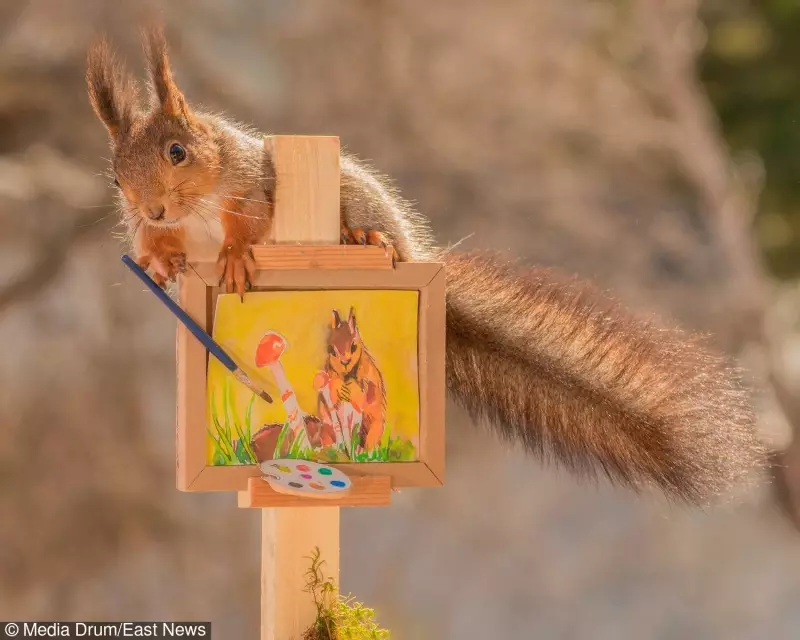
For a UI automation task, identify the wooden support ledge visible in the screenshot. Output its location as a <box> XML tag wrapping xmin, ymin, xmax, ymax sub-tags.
<box><xmin>188</xmin><ymin>245</ymin><xmax>394</xmax><ymax>284</ymax></box>
<box><xmin>238</xmin><ymin>476</ymin><xmax>393</xmax><ymax>509</ymax></box>
<box><xmin>251</xmin><ymin>245</ymin><xmax>394</xmax><ymax>270</ymax></box>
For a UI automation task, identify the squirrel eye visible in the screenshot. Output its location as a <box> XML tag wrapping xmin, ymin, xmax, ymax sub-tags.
<box><xmin>327</xmin><ymin>345</ymin><xmax>336</xmax><ymax>356</ymax></box>
<box><xmin>350</xmin><ymin>342</ymin><xmax>357</xmax><ymax>353</ymax></box>
<box><xmin>168</xmin><ymin>143</ymin><xmax>187</xmax><ymax>165</ymax></box>
<box><xmin>113</xmin><ymin>177</ymin><xmax>120</xmax><ymax>187</ymax></box>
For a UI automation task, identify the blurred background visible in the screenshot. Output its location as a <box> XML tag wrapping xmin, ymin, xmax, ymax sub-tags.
<box><xmin>2</xmin><ymin>0</ymin><xmax>800</xmax><ymax>637</ymax></box>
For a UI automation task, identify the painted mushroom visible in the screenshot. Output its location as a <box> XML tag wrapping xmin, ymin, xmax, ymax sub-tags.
<box><xmin>255</xmin><ymin>331</ymin><xmax>307</xmax><ymax>443</ymax></box>
<box><xmin>314</xmin><ymin>370</ymin><xmax>349</xmax><ymax>454</ymax></box>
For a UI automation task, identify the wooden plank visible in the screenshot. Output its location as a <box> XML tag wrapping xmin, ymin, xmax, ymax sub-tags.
<box><xmin>189</xmin><ymin>257</ymin><xmax>436</xmax><ymax>287</ymax></box>
<box><xmin>421</xmin><ymin>267</ymin><xmax>447</xmax><ymax>484</ymax></box>
<box><xmin>251</xmin><ymin>245</ymin><xmax>393</xmax><ymax>270</ymax></box>
<box><xmin>266</xmin><ymin>135</ymin><xmax>340</xmax><ymax>244</ymax></box>
<box><xmin>262</xmin><ymin>508</ymin><xmax>339</xmax><ymax>640</ymax></box>
<box><xmin>176</xmin><ymin>272</ymin><xmax>211</xmax><ymax>491</ymax></box>
<box><xmin>239</xmin><ymin>476</ymin><xmax>392</xmax><ymax>508</ymax></box>
<box><xmin>261</xmin><ymin>135</ymin><xmax>342</xmax><ymax>640</ymax></box>
<box><xmin>248</xmin><ymin>262</ymin><xmax>441</xmax><ymax>289</ymax></box>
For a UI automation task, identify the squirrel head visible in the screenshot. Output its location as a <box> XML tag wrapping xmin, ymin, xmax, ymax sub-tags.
<box><xmin>327</xmin><ymin>307</ymin><xmax>363</xmax><ymax>375</ymax></box>
<box><xmin>86</xmin><ymin>28</ymin><xmax>221</xmax><ymax>228</ymax></box>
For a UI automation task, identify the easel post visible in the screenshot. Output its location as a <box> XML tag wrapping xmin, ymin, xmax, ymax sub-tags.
<box><xmin>261</xmin><ymin>135</ymin><xmax>341</xmax><ymax>640</ymax></box>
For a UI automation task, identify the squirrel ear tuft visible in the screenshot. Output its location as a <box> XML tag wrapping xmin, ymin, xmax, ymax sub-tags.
<box><xmin>347</xmin><ymin>307</ymin><xmax>356</xmax><ymax>332</ymax></box>
<box><xmin>141</xmin><ymin>25</ymin><xmax>190</xmax><ymax>122</ymax></box>
<box><xmin>331</xmin><ymin>310</ymin><xmax>342</xmax><ymax>328</ymax></box>
<box><xmin>86</xmin><ymin>38</ymin><xmax>139</xmax><ymax>139</ymax></box>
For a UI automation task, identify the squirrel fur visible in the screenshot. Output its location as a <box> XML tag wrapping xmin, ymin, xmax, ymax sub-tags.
<box><xmin>87</xmin><ymin>28</ymin><xmax>764</xmax><ymax>504</ymax></box>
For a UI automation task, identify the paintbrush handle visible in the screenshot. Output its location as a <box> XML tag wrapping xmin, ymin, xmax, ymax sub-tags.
<box><xmin>121</xmin><ymin>255</ymin><xmax>239</xmax><ymax>371</ymax></box>
<box><xmin>232</xmin><ymin>370</ymin><xmax>275</xmax><ymax>405</ymax></box>
<box><xmin>121</xmin><ymin>255</ymin><xmax>273</xmax><ymax>403</ymax></box>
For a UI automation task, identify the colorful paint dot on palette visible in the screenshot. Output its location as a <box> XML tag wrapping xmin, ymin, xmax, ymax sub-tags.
<box><xmin>259</xmin><ymin>458</ymin><xmax>352</xmax><ymax>499</ymax></box>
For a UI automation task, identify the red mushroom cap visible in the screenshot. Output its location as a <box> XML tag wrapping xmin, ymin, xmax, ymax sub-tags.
<box><xmin>255</xmin><ymin>332</ymin><xmax>287</xmax><ymax>367</ymax></box>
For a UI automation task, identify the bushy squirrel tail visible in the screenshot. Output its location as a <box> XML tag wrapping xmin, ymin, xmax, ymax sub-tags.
<box><xmin>441</xmin><ymin>251</ymin><xmax>764</xmax><ymax>503</ymax></box>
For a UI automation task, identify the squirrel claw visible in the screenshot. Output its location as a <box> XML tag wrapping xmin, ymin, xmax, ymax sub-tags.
<box><xmin>217</xmin><ymin>243</ymin><xmax>256</xmax><ymax>298</ymax></box>
<box><xmin>347</xmin><ymin>227</ymin><xmax>367</xmax><ymax>246</ymax></box>
<box><xmin>341</xmin><ymin>225</ymin><xmax>400</xmax><ymax>267</ymax></box>
<box><xmin>137</xmin><ymin>250</ymin><xmax>186</xmax><ymax>285</ymax></box>
<box><xmin>379</xmin><ymin>241</ymin><xmax>398</xmax><ymax>268</ymax></box>
<box><xmin>170</xmin><ymin>252</ymin><xmax>187</xmax><ymax>275</ymax></box>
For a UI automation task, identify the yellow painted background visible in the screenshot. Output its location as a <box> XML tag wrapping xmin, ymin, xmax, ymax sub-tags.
<box><xmin>206</xmin><ymin>289</ymin><xmax>420</xmax><ymax>463</ymax></box>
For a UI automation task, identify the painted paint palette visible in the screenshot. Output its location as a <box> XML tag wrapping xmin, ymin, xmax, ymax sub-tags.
<box><xmin>259</xmin><ymin>459</ymin><xmax>352</xmax><ymax>499</ymax></box>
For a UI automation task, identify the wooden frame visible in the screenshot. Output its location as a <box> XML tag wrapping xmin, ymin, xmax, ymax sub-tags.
<box><xmin>176</xmin><ymin>246</ymin><xmax>446</xmax><ymax>493</ymax></box>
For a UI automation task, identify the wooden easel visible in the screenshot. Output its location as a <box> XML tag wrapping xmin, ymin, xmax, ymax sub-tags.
<box><xmin>176</xmin><ymin>135</ymin><xmax>445</xmax><ymax>639</ymax></box>
<box><xmin>256</xmin><ymin>136</ymin><xmax>343</xmax><ymax>640</ymax></box>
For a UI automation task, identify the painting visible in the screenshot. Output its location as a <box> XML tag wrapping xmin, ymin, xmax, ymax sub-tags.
<box><xmin>176</xmin><ymin>252</ymin><xmax>445</xmax><ymax>492</ymax></box>
<box><xmin>206</xmin><ymin>289</ymin><xmax>420</xmax><ymax>466</ymax></box>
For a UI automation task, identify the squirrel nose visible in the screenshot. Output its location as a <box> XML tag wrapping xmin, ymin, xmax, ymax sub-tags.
<box><xmin>146</xmin><ymin>204</ymin><xmax>165</xmax><ymax>221</ymax></box>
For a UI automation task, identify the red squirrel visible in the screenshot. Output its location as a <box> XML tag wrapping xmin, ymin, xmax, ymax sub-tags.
<box><xmin>87</xmin><ymin>28</ymin><xmax>764</xmax><ymax>504</ymax></box>
<box><xmin>319</xmin><ymin>308</ymin><xmax>387</xmax><ymax>454</ymax></box>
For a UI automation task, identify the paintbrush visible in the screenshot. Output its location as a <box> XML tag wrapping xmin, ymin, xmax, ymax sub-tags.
<box><xmin>121</xmin><ymin>255</ymin><xmax>273</xmax><ymax>404</ymax></box>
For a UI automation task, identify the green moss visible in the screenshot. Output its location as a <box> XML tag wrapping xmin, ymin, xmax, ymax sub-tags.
<box><xmin>303</xmin><ymin>548</ymin><xmax>390</xmax><ymax>640</ymax></box>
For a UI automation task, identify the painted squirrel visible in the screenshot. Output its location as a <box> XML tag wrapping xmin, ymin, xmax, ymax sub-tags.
<box><xmin>320</xmin><ymin>308</ymin><xmax>387</xmax><ymax>454</ymax></box>
<box><xmin>87</xmin><ymin>29</ymin><xmax>764</xmax><ymax>504</ymax></box>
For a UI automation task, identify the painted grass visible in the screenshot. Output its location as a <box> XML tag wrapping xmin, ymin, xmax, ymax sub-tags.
<box><xmin>272</xmin><ymin>420</ymin><xmax>417</xmax><ymax>463</ymax></box>
<box><xmin>208</xmin><ymin>379</ymin><xmax>258</xmax><ymax>465</ymax></box>
<box><xmin>210</xmin><ymin>378</ymin><xmax>417</xmax><ymax>465</ymax></box>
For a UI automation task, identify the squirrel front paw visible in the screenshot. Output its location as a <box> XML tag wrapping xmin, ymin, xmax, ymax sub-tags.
<box><xmin>340</xmin><ymin>224</ymin><xmax>399</xmax><ymax>266</ymax></box>
<box><xmin>136</xmin><ymin>250</ymin><xmax>186</xmax><ymax>289</ymax></box>
<box><xmin>217</xmin><ymin>241</ymin><xmax>256</xmax><ymax>299</ymax></box>
<box><xmin>329</xmin><ymin>376</ymin><xmax>347</xmax><ymax>404</ymax></box>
